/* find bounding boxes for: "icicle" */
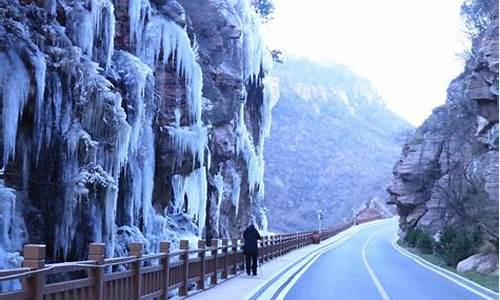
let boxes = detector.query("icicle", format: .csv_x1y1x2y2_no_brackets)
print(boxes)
258,208,268,232
0,51,31,167
233,0,272,83
66,3,95,57
171,175,185,214
32,51,47,158
127,157,143,224
174,167,208,236
206,144,212,172
140,121,155,235
129,0,151,51
22,148,29,191
169,126,208,167
190,167,207,236
141,17,203,124
101,0,116,69
114,50,157,234
235,103,264,193
104,187,118,257
174,108,181,127
66,0,116,68
231,171,241,216
261,76,279,139
114,51,153,155
44,0,56,18
0,183,16,250
213,172,224,230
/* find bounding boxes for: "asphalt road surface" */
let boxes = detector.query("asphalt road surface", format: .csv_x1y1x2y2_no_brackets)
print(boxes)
272,219,498,300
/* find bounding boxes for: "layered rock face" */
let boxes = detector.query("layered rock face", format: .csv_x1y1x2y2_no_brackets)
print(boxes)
265,58,411,232
0,0,275,265
388,3,498,248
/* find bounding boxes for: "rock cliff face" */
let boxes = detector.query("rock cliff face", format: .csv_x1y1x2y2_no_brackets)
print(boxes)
0,0,275,264
265,58,411,232
388,3,498,247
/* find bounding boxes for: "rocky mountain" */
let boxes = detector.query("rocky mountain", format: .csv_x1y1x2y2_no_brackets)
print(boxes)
388,0,498,272
264,58,412,232
0,0,276,266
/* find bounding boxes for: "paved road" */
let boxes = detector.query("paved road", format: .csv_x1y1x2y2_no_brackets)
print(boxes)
269,219,498,300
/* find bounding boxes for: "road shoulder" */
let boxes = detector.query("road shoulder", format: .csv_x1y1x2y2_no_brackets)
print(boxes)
392,238,499,300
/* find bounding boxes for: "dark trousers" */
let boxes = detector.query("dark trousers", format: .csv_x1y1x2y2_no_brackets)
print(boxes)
245,252,258,275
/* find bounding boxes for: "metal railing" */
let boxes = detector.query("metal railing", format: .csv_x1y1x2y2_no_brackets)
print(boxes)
0,216,381,299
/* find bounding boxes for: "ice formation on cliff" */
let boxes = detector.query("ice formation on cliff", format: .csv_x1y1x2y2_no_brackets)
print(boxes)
170,168,208,236
0,51,31,167
213,172,224,229
0,0,276,264
65,0,116,68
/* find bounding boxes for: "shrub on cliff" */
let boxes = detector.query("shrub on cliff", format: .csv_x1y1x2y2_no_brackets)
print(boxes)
404,226,421,247
252,0,275,21
404,227,417,247
461,0,496,37
437,226,482,266
416,230,435,254
404,227,434,254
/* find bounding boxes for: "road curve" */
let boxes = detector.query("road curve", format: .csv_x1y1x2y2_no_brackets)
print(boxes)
268,219,498,300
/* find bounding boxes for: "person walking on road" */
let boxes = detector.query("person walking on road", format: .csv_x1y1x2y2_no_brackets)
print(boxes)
243,223,262,276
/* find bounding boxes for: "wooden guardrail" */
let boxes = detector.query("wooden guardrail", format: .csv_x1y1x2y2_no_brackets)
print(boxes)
0,216,381,299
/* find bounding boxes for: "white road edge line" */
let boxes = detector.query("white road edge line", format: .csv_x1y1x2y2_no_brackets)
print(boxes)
258,227,359,300
362,229,391,300
392,237,497,300
273,228,358,300
249,219,393,300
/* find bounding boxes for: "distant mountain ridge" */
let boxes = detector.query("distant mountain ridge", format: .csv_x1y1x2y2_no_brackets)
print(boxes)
264,57,412,232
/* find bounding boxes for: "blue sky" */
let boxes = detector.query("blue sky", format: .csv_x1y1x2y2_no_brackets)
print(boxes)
263,0,469,126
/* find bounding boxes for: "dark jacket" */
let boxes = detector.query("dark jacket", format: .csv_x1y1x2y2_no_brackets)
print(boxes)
243,224,262,255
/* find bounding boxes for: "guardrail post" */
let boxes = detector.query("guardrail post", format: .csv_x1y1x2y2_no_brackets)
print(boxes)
221,239,228,279
129,242,143,299
160,241,170,300
257,238,261,263
88,243,105,300
231,239,238,274
197,240,206,290
281,235,285,254
283,235,286,254
269,236,274,259
263,236,268,261
288,235,291,253
274,236,278,257
179,240,189,296
278,235,282,256
22,244,46,300
210,239,218,285
274,235,278,258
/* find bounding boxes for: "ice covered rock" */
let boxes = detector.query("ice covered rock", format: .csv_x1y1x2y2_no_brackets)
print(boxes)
0,0,275,264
